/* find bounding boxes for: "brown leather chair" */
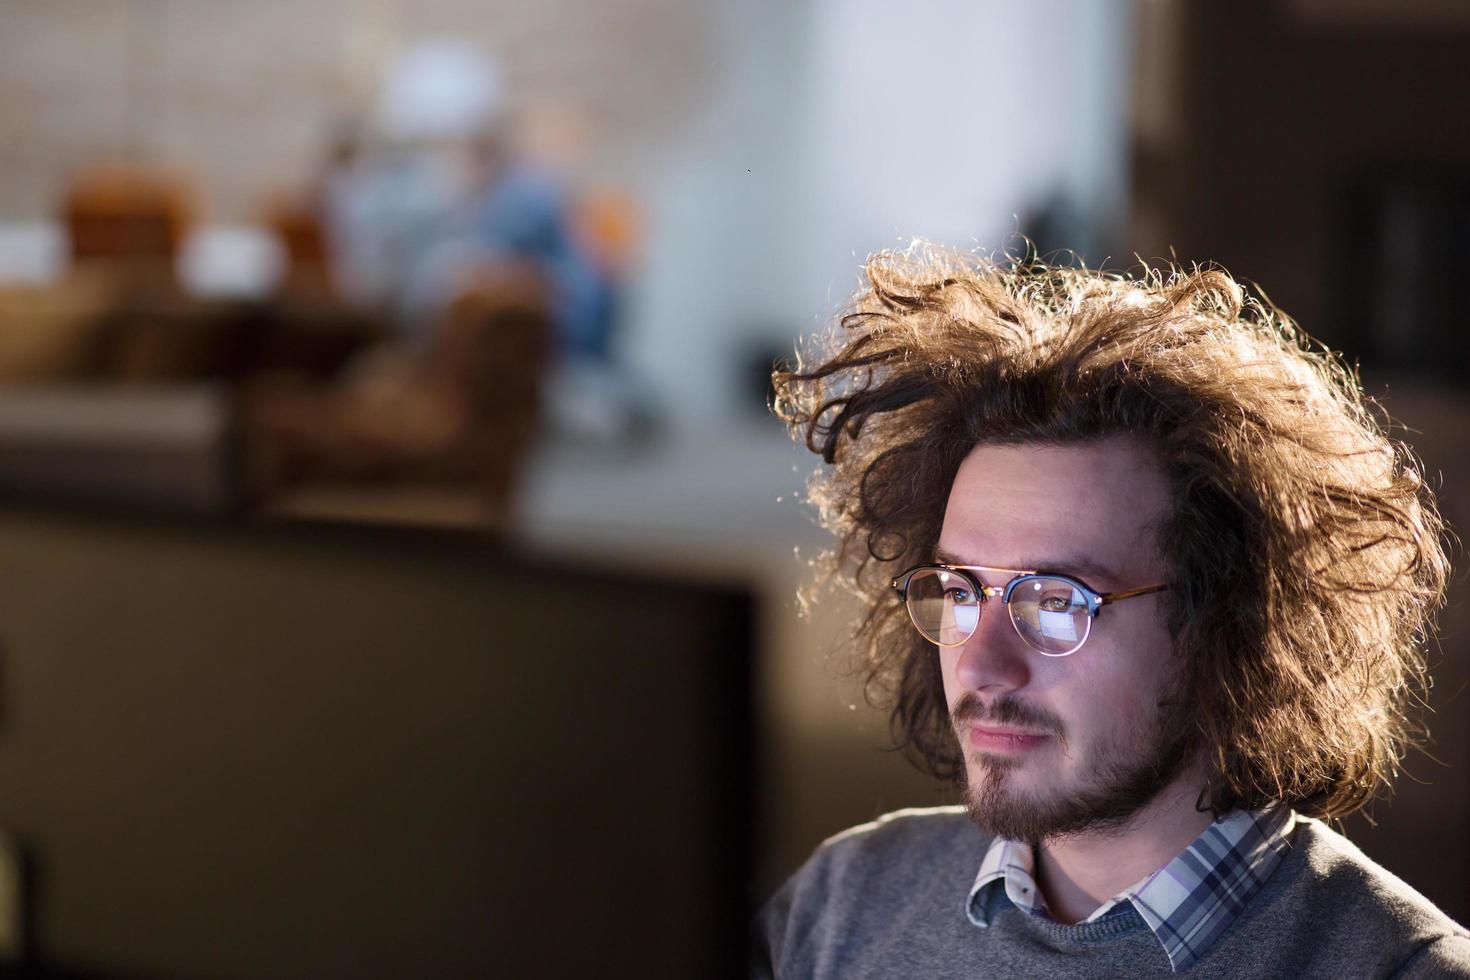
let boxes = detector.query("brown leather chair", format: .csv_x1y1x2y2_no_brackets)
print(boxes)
262,189,335,299
62,162,198,272
246,263,552,524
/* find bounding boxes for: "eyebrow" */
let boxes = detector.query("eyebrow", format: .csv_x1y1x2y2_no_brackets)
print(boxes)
933,547,1121,586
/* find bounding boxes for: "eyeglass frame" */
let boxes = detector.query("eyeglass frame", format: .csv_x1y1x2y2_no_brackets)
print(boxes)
889,562,1169,656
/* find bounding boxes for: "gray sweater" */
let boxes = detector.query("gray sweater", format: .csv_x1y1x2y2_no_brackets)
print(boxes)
754,807,1470,978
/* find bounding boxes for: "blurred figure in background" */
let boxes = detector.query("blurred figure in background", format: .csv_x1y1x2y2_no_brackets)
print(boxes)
324,40,615,365
251,40,647,512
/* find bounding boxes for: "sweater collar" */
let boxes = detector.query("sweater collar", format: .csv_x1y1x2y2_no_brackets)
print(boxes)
966,807,1296,972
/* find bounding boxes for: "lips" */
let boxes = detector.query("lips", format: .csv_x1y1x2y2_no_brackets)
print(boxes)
967,724,1050,752
950,693,1062,753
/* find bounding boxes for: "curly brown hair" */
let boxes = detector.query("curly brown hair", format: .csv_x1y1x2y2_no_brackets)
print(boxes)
774,244,1449,820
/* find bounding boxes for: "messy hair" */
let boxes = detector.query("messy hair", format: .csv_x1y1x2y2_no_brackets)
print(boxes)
774,244,1449,820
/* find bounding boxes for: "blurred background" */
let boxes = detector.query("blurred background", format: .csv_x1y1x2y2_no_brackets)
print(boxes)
0,0,1466,976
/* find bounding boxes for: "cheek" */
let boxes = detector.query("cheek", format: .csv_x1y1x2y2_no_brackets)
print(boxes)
937,649,962,705
1054,650,1147,730
1066,640,1178,741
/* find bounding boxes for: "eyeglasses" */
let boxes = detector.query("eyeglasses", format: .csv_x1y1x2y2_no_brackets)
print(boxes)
890,563,1168,656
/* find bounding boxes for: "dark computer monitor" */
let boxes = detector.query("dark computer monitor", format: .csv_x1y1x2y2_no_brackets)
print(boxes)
0,506,754,979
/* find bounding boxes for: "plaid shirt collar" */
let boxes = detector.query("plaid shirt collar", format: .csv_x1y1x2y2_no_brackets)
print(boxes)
965,808,1296,973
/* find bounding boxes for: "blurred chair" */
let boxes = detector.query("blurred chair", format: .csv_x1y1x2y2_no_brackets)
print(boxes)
62,163,198,275
261,190,335,300
56,162,244,382
431,272,551,513
248,266,552,524
0,274,114,382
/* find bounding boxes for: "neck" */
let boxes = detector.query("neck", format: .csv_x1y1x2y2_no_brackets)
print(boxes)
1032,769,1214,924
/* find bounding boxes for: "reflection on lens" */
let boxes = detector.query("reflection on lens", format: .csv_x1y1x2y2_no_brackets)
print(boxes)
905,568,980,646
1009,577,1089,655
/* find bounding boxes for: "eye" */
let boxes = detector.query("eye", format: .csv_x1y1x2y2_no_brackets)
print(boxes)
943,587,973,603
1037,595,1073,613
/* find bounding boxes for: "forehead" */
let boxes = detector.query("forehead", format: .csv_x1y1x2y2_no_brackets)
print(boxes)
938,438,1170,582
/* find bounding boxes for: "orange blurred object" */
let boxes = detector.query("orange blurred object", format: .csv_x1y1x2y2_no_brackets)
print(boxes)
573,186,640,276
262,189,335,297
62,162,199,268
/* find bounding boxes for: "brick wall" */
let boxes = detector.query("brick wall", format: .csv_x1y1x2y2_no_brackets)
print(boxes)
0,0,718,221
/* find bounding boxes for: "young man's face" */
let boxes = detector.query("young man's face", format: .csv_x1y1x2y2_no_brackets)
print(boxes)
936,437,1193,842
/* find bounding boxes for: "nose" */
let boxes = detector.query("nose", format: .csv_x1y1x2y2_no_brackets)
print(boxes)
951,600,1032,695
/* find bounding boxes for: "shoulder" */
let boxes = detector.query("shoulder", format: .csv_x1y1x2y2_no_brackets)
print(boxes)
776,806,983,910
1392,935,1470,978
753,807,986,978
1292,819,1465,933
815,806,980,873
1276,818,1470,972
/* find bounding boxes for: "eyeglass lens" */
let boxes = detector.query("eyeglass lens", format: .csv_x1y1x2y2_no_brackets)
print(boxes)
903,568,1092,655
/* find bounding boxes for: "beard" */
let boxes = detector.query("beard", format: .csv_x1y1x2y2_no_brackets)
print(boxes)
953,683,1197,844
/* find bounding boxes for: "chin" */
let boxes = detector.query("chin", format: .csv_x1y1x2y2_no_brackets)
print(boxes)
961,757,1170,843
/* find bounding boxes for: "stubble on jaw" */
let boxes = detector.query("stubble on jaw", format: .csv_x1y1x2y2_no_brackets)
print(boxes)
953,684,1198,844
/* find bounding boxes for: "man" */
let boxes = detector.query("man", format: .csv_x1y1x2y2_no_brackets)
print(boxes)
757,245,1470,977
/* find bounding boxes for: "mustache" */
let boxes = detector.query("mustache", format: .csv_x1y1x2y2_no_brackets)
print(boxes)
951,692,1064,738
